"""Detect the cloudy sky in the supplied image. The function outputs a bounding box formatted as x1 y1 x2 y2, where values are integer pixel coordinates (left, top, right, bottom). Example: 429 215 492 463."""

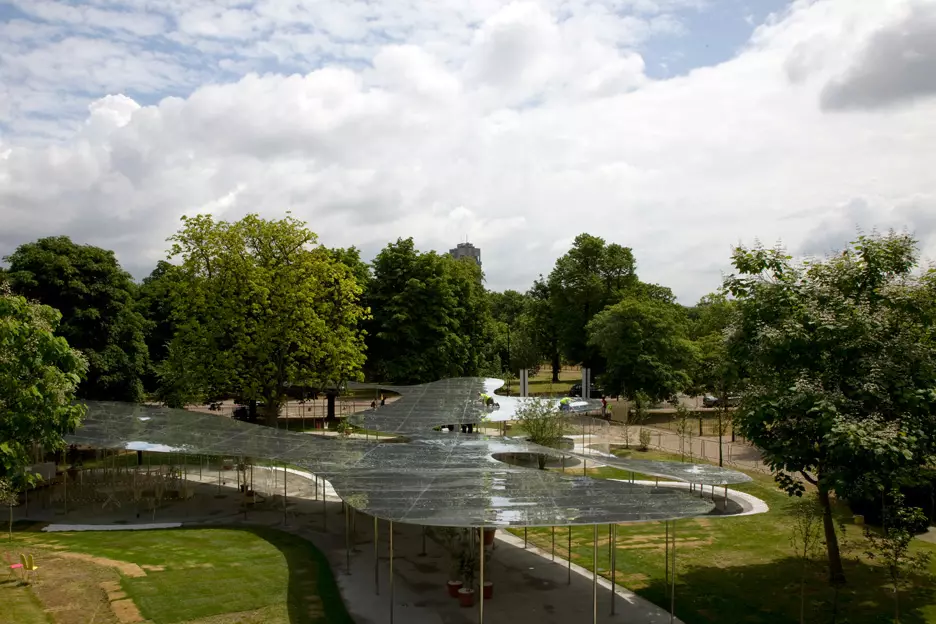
2 0 935 303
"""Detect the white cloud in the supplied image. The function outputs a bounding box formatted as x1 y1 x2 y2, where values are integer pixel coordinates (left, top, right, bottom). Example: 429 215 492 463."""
2 0 936 305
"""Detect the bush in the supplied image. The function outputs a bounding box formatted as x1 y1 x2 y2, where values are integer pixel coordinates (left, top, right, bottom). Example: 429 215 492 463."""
638 429 651 451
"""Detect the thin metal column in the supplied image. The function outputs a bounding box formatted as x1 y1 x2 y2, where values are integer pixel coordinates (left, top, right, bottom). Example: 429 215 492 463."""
524 527 527 548
479 529 485 624
389 520 395 624
420 526 427 556
283 464 288 525
322 476 327 531
551 526 555 561
670 520 677 623
610 523 616 615
345 504 351 575
567 526 572 584
664 521 669 586
592 524 598 624
374 516 379 595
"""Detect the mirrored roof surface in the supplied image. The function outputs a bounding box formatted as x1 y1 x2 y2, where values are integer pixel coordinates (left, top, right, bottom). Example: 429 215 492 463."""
64 378 756 526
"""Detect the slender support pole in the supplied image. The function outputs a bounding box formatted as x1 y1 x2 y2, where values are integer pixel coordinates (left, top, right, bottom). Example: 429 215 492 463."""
592 524 598 624
389 520 395 624
567 526 572 584
322 476 327 531
283 464 288 525
479 529 485 624
551 526 555 561
670 520 677 623
610 523 616 615
420 526 427 556
345 504 351 575
524 527 528 549
374 516 379 595
608 523 612 560
664 521 669 586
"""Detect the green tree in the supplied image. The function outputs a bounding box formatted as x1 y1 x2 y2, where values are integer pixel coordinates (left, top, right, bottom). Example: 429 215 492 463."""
515 398 571 469
863 491 932 624
725 232 936 586
366 238 492 383
137 260 184 394
0 284 87 480
587 296 696 402
548 234 637 370
161 214 368 424
527 278 561 382
4 237 148 402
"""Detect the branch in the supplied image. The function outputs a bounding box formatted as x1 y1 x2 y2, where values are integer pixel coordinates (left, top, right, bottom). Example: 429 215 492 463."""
799 471 818 486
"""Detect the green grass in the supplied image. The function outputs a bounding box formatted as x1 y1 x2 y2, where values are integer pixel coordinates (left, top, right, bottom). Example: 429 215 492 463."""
0 578 48 624
13 526 352 624
513 453 936 624
498 367 581 397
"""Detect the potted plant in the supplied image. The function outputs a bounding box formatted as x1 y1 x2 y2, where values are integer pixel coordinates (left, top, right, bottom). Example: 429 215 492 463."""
482 527 496 546
434 528 463 597
458 542 477 608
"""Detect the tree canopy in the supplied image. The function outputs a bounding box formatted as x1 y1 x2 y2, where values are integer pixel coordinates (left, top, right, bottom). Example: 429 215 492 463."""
0 284 87 479
587 295 696 401
160 214 368 423
548 234 637 370
366 238 493 383
4 236 148 402
726 232 936 585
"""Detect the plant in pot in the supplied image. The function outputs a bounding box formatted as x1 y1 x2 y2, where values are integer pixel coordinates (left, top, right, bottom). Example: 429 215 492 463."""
482 526 496 546
434 527 463 597
458 540 478 608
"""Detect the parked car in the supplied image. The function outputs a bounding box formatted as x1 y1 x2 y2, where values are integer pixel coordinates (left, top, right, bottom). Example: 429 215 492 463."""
569 383 604 398
702 394 741 408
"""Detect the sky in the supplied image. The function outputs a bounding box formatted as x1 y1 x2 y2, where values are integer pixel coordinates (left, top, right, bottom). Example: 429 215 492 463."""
2 0 936 304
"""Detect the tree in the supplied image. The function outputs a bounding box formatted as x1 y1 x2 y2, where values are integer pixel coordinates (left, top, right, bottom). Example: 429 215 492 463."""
548 234 637 370
0 284 87 480
515 398 571 469
689 294 741 462
137 260 184 394
4 237 149 402
161 214 368 424
789 494 824 624
527 278 561 382
366 238 492 384
725 232 936 586
863 490 933 623
587 296 696 402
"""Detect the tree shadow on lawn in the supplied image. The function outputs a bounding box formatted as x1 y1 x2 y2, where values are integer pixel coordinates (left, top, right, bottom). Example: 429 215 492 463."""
638 556 934 624
193 525 354 624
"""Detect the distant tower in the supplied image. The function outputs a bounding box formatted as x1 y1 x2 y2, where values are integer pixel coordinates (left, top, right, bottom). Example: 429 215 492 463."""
449 242 481 267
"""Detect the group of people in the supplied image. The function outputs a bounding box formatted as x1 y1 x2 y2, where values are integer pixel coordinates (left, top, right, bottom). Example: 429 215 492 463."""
369 394 387 409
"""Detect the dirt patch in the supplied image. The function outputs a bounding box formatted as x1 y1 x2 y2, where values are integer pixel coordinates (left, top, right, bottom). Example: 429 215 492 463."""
29 550 120 624
141 564 165 572
54 551 147 577
111 598 144 623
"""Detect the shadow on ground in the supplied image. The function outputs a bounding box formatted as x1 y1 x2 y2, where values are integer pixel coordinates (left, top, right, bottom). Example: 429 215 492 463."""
639 556 935 624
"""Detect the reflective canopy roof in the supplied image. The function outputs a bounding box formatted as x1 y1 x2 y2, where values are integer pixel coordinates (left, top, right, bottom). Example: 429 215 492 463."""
66 378 752 527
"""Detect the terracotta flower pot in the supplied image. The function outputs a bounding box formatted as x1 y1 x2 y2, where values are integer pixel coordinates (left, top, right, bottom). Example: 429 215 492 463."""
483 528 496 546
447 580 463 597
483 581 493 600
458 587 475 607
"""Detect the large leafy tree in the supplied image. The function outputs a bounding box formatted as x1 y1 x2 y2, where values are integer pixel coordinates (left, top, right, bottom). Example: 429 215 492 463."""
548 234 637 370
366 238 492 383
726 232 936 586
0 284 87 479
587 295 696 402
161 214 368 424
4 237 148 402
137 260 184 393
527 278 561 381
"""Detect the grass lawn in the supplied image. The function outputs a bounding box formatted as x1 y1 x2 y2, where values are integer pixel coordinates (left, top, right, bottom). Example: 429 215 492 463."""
498 367 581 397
512 450 936 624
3 526 352 624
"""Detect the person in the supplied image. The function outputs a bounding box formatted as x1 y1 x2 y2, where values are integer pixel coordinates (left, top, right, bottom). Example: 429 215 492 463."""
601 396 608 419
370 400 377 410
559 397 572 411
606 402 614 421
380 394 386 406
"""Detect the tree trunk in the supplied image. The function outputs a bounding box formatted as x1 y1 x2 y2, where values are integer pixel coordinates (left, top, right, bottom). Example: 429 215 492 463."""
326 391 338 423
717 409 724 467
248 400 258 423
537 454 547 470
551 352 560 383
817 486 847 586
799 559 807 624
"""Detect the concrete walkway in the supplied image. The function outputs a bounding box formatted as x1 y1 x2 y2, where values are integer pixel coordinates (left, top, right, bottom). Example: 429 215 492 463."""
17 466 690 624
